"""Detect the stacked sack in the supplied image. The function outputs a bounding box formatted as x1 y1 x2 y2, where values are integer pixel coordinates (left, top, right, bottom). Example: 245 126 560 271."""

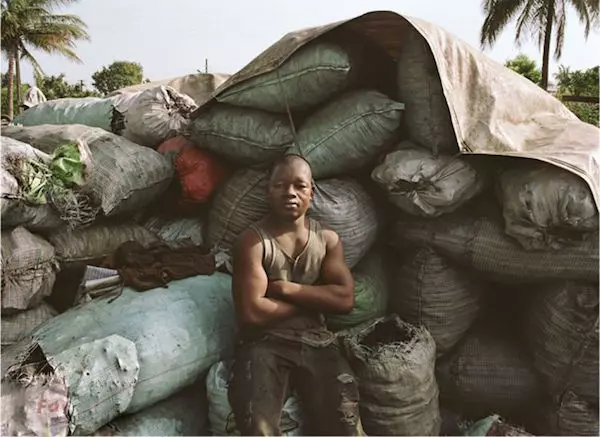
382 62 599 436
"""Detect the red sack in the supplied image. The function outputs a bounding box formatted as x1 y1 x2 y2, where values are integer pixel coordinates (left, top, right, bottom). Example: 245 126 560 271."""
158 137 230 205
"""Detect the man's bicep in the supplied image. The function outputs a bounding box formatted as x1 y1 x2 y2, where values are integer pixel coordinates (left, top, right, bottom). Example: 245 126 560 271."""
232 232 268 301
320 231 353 286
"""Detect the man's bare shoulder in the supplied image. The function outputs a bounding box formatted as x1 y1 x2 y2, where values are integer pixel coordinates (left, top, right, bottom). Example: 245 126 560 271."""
313 220 340 249
234 227 263 257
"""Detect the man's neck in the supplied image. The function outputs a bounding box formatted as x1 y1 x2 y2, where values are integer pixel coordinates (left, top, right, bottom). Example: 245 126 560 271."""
266 214 307 234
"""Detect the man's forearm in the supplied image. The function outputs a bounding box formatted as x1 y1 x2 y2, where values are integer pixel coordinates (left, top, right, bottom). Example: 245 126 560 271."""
246 296 299 326
279 283 353 314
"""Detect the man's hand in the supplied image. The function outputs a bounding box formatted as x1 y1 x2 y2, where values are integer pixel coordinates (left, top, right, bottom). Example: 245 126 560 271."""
266 280 296 299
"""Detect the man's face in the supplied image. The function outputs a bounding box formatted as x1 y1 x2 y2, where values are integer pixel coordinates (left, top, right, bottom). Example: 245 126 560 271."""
267 159 313 221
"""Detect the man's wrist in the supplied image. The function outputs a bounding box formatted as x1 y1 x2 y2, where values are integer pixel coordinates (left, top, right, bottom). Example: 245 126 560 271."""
283 281 301 297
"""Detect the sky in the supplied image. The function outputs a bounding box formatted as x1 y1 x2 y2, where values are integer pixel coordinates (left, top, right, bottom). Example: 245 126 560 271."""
10 0 600 89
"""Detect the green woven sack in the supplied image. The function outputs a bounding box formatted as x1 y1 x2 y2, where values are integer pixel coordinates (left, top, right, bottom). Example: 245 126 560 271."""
288 90 404 178
14 97 118 131
189 104 293 165
327 248 388 331
217 41 353 113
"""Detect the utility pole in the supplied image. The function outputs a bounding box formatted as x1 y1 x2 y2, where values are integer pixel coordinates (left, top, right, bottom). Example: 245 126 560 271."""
205 58 208 74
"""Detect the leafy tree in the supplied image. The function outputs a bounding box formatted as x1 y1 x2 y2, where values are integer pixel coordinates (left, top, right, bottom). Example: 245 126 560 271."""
1 0 89 118
480 0 599 90
92 61 143 95
505 54 542 84
34 72 99 99
555 65 599 126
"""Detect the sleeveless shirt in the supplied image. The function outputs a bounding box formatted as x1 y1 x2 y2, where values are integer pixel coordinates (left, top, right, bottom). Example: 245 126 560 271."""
246 217 336 347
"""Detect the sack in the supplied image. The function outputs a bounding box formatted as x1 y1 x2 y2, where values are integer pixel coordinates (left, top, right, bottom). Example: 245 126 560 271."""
13 97 118 131
217 41 354 113
396 26 457 154
371 143 484 217
1 227 57 314
436 323 544 419
526 281 598 400
96 383 208 436
542 391 599 436
207 169 270 250
113 85 198 148
390 246 484 356
499 163 598 250
2 273 236 435
48 222 159 264
1 302 57 347
309 178 379 268
3 124 174 217
157 136 230 205
206 360 305 436
108 72 231 106
1 373 69 437
1 137 63 231
327 248 389 331
288 90 404 178
189 104 294 165
392 211 599 283
340 315 441 436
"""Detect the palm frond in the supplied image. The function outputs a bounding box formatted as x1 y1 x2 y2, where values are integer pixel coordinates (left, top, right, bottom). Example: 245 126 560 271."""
568 0 600 37
480 0 528 47
554 0 567 58
19 44 44 75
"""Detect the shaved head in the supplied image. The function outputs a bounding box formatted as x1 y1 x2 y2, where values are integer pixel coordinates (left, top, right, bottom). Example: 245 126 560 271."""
270 154 312 182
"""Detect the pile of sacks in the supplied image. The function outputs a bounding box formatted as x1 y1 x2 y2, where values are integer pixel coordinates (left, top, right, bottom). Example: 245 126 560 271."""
2 13 599 437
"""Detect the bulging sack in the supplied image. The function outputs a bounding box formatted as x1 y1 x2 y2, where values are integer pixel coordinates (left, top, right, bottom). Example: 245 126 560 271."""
526 281 599 400
3 124 174 217
217 41 354 113
2 274 236 435
396 26 457 154
327 248 389 331
541 390 599 436
157 136 230 205
390 246 484 356
206 360 305 436
207 171 378 268
289 90 404 178
188 104 294 165
340 315 441 436
113 85 198 148
13 97 118 131
392 211 599 283
436 323 544 419
371 143 484 217
1 227 57 315
309 178 379 268
207 169 270 251
1 302 57 347
498 163 598 250
96 383 208 436
1 137 63 231
48 222 159 264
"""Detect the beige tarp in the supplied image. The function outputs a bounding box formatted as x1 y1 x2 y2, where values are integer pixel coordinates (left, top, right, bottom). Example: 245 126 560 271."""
194 10 600 208
109 73 231 106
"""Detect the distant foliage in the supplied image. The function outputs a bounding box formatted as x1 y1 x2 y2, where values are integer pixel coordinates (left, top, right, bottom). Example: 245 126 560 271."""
92 61 144 95
35 73 100 100
505 54 542 85
555 66 599 126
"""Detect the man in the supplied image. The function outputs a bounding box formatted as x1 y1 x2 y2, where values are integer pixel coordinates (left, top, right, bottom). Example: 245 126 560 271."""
229 154 363 436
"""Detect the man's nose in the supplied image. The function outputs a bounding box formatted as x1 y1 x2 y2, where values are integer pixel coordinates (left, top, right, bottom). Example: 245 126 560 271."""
284 186 297 197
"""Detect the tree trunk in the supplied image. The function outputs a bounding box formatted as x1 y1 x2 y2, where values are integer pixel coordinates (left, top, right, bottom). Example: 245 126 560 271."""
15 51 22 115
541 0 555 90
6 50 15 119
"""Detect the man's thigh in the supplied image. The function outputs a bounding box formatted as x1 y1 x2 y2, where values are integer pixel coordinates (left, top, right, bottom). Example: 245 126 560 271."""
228 337 296 435
293 342 363 436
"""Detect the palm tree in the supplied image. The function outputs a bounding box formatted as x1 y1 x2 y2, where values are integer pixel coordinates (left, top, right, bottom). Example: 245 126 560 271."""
1 0 89 118
480 0 599 90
